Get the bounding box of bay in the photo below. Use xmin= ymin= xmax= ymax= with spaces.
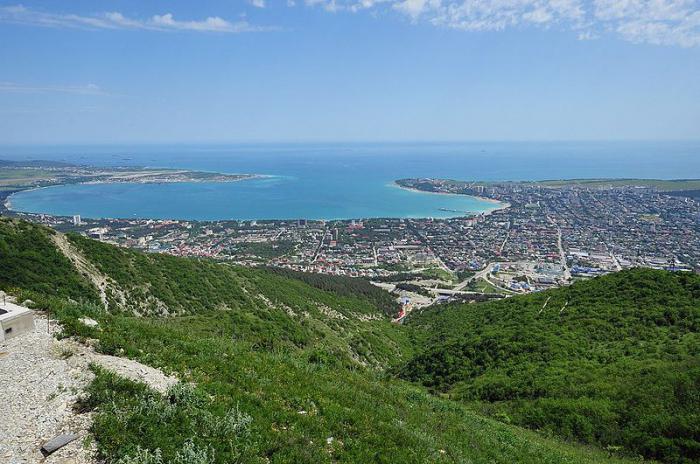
xmin=4 ymin=141 xmax=699 ymax=221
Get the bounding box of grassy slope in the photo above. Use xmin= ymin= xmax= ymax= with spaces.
xmin=66 ymin=312 xmax=638 ymax=464
xmin=67 ymin=232 xmax=411 ymax=369
xmin=0 ymin=218 xmax=99 ymax=302
xmin=0 ymin=217 xmax=646 ymax=463
xmin=400 ymin=269 xmax=700 ymax=463
xmin=264 ymin=266 xmax=400 ymax=317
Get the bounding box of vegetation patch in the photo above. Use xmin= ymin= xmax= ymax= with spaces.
xmin=0 ymin=218 xmax=99 ymax=302
xmin=68 ymin=310 xmax=641 ymax=464
xmin=400 ymin=269 xmax=700 ymax=463
xmin=266 ymin=267 xmax=400 ymax=317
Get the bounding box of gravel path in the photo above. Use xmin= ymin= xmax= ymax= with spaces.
xmin=0 ymin=314 xmax=178 ymax=463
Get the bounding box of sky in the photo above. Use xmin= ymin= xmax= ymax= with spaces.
xmin=0 ymin=0 xmax=699 ymax=144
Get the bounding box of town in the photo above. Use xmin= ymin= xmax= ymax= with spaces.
xmin=8 ymin=177 xmax=700 ymax=312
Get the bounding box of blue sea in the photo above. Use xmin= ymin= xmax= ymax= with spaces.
xmin=3 ymin=141 xmax=699 ymax=221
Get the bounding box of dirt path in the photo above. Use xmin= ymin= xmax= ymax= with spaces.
xmin=0 ymin=313 xmax=178 ymax=463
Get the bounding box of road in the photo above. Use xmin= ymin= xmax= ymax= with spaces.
xmin=311 ymin=228 xmax=326 ymax=263
xmin=499 ymin=230 xmax=510 ymax=254
xmin=555 ymin=226 xmax=571 ymax=280
xmin=454 ymin=262 xmax=496 ymax=291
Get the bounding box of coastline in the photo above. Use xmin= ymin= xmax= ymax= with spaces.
xmin=5 ymin=171 xmax=508 ymax=222
xmin=392 ymin=181 xmax=510 ymax=215
xmin=3 ymin=172 xmax=268 ymax=217
xmin=80 ymin=172 xmax=268 ymax=185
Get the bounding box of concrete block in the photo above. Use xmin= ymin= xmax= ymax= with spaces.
xmin=41 ymin=434 xmax=79 ymax=456
xmin=0 ymin=302 xmax=35 ymax=342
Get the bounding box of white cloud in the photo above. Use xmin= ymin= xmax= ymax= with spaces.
xmin=305 ymin=0 xmax=343 ymax=12
xmin=300 ymin=0 xmax=699 ymax=46
xmin=1 ymin=2 xmax=698 ymax=46
xmin=424 ymin=0 xmax=586 ymax=31
xmin=149 ymin=13 xmax=250 ymax=32
xmin=523 ymin=7 xmax=554 ymax=23
xmin=0 ymin=5 xmax=271 ymax=33
xmin=593 ymin=0 xmax=700 ymax=46
xmin=393 ymin=0 xmax=432 ymax=19
xmin=0 ymin=82 xmax=110 ymax=96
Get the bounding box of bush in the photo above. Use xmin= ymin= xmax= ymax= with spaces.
xmin=400 ymin=269 xmax=700 ymax=462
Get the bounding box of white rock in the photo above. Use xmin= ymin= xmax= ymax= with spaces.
xmin=78 ymin=317 xmax=99 ymax=328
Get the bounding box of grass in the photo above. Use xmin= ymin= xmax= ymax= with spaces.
xmin=0 ymin=218 xmax=100 ymax=302
xmin=66 ymin=307 xmax=645 ymax=464
xmin=420 ymin=267 xmax=456 ymax=283
xmin=0 ymin=167 xmax=57 ymax=186
xmin=466 ymin=277 xmax=509 ymax=295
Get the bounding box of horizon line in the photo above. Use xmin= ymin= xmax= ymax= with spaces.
xmin=1 ymin=138 xmax=700 ymax=147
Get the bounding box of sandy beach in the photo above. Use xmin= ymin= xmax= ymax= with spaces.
xmin=392 ymin=181 xmax=510 ymax=215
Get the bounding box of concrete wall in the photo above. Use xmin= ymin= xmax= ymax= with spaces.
xmin=0 ymin=308 xmax=35 ymax=342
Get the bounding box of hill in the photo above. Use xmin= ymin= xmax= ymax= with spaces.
xmin=0 ymin=217 xmax=649 ymax=464
xmin=399 ymin=269 xmax=700 ymax=463
xmin=0 ymin=218 xmax=100 ymax=301
xmin=1 ymin=218 xmax=410 ymax=369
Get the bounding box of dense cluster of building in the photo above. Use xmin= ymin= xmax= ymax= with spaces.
xmin=410 ymin=179 xmax=699 ymax=272
xmin=13 ymin=179 xmax=700 ymax=300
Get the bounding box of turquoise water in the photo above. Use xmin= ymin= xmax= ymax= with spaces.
xmin=4 ymin=141 xmax=700 ymax=220
xmin=9 ymin=179 xmax=499 ymax=220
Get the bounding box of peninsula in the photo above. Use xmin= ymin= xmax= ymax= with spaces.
xmin=0 ymin=159 xmax=260 ymax=213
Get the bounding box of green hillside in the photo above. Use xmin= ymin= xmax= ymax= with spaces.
xmin=68 ymin=307 xmax=640 ymax=464
xmin=0 ymin=218 xmax=100 ymax=302
xmin=0 ymin=217 xmax=655 ymax=463
xmin=16 ymin=222 xmax=413 ymax=370
xmin=400 ymin=269 xmax=700 ymax=463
